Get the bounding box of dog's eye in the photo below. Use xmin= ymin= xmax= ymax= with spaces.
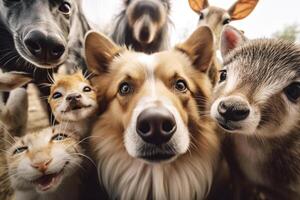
xmin=52 ymin=92 xmax=62 ymax=99
xmin=119 ymin=82 xmax=133 ymax=96
xmin=175 ymin=79 xmax=188 ymax=92
xmin=199 ymin=12 xmax=204 ymax=20
xmin=284 ymin=82 xmax=300 ymax=103
xmin=59 ymin=1 xmax=71 ymax=14
xmin=223 ymin=18 xmax=231 ymax=25
xmin=13 ymin=146 xmax=28 ymax=155
xmin=52 ymin=133 xmax=68 ymax=141
xmin=83 ymin=86 xmax=92 ymax=92
xmin=219 ymin=70 xmax=227 ymax=82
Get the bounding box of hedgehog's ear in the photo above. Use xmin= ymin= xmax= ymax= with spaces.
xmin=85 ymin=31 xmax=121 ymax=75
xmin=220 ymin=25 xmax=248 ymax=58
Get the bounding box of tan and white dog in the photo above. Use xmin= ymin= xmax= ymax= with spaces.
xmin=85 ymin=26 xmax=220 ymax=200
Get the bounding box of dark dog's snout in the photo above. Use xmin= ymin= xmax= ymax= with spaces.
xmin=139 ymin=26 xmax=150 ymax=43
xmin=218 ymin=100 xmax=250 ymax=121
xmin=24 ymin=30 xmax=65 ymax=63
xmin=136 ymin=107 xmax=177 ymax=145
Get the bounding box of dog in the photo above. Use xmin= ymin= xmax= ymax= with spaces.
xmin=0 ymin=0 xmax=91 ymax=96
xmin=111 ymin=0 xmax=171 ymax=54
xmin=85 ymin=25 xmax=220 ymax=200
xmin=210 ymin=25 xmax=300 ymax=200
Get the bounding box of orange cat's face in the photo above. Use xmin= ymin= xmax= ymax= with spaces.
xmin=48 ymin=71 xmax=98 ymax=122
xmin=6 ymin=126 xmax=82 ymax=193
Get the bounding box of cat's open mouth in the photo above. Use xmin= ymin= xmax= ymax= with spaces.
xmin=33 ymin=162 xmax=68 ymax=191
xmin=33 ymin=172 xmax=63 ymax=191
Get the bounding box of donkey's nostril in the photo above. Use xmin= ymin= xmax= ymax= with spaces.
xmin=51 ymin=44 xmax=65 ymax=58
xmin=25 ymin=40 xmax=42 ymax=55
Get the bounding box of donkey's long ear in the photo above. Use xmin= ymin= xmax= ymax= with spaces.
xmin=85 ymin=31 xmax=120 ymax=75
xmin=188 ymin=0 xmax=209 ymax=14
xmin=220 ymin=25 xmax=248 ymax=58
xmin=176 ymin=26 xmax=214 ymax=73
xmin=228 ymin=0 xmax=259 ymax=20
xmin=0 ymin=72 xmax=31 ymax=91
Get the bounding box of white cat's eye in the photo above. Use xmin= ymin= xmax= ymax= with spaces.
xmin=52 ymin=133 xmax=68 ymax=141
xmin=13 ymin=146 xmax=28 ymax=155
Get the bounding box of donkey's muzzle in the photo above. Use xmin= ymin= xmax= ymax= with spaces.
xmin=24 ymin=30 xmax=65 ymax=64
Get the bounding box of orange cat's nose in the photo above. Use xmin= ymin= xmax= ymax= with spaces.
xmin=31 ymin=159 xmax=53 ymax=173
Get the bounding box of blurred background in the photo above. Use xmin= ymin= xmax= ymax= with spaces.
xmin=82 ymin=0 xmax=300 ymax=44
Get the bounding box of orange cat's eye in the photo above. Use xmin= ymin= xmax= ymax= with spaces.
xmin=52 ymin=133 xmax=68 ymax=141
xmin=13 ymin=146 xmax=28 ymax=155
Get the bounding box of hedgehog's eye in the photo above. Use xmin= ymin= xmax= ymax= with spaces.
xmin=13 ymin=146 xmax=28 ymax=155
xmin=83 ymin=86 xmax=92 ymax=92
xmin=52 ymin=133 xmax=68 ymax=141
xmin=52 ymin=92 xmax=62 ymax=99
xmin=284 ymin=82 xmax=300 ymax=103
xmin=219 ymin=70 xmax=227 ymax=82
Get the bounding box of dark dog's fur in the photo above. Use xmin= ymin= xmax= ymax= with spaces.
xmin=0 ymin=0 xmax=90 ymax=94
xmin=111 ymin=0 xmax=171 ymax=54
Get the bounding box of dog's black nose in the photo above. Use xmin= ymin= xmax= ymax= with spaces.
xmin=218 ymin=101 xmax=250 ymax=121
xmin=136 ymin=107 xmax=176 ymax=145
xmin=139 ymin=26 xmax=150 ymax=43
xmin=24 ymin=30 xmax=65 ymax=63
xmin=66 ymin=93 xmax=82 ymax=102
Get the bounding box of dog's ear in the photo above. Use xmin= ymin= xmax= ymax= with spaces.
xmin=85 ymin=31 xmax=120 ymax=75
xmin=176 ymin=26 xmax=214 ymax=73
xmin=220 ymin=25 xmax=247 ymax=58
xmin=0 ymin=72 xmax=31 ymax=91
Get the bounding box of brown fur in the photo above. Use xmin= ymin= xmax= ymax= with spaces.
xmin=85 ymin=26 xmax=220 ymax=199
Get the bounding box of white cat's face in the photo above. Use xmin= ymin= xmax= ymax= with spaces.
xmin=6 ymin=126 xmax=82 ymax=193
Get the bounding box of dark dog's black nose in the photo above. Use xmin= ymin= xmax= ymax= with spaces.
xmin=218 ymin=101 xmax=250 ymax=121
xmin=139 ymin=26 xmax=150 ymax=43
xmin=24 ymin=30 xmax=65 ymax=63
xmin=136 ymin=107 xmax=176 ymax=145
xmin=66 ymin=93 xmax=82 ymax=102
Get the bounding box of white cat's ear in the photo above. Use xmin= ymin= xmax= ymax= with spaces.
xmin=220 ymin=25 xmax=248 ymax=58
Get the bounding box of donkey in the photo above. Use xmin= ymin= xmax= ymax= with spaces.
xmin=111 ymin=0 xmax=171 ymax=54
xmin=188 ymin=0 xmax=259 ymax=49
xmin=0 ymin=0 xmax=91 ymax=96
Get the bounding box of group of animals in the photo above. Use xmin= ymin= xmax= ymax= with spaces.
xmin=0 ymin=0 xmax=299 ymax=200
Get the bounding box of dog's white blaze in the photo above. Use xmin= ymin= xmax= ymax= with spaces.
xmin=124 ymin=54 xmax=190 ymax=157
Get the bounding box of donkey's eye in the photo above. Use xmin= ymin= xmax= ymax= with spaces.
xmin=219 ymin=70 xmax=227 ymax=82
xmin=175 ymin=79 xmax=188 ymax=92
xmin=199 ymin=12 xmax=204 ymax=20
xmin=59 ymin=1 xmax=71 ymax=14
xmin=119 ymin=82 xmax=133 ymax=96
xmin=52 ymin=133 xmax=68 ymax=141
xmin=52 ymin=92 xmax=62 ymax=99
xmin=284 ymin=82 xmax=300 ymax=103
xmin=223 ymin=18 xmax=231 ymax=25
xmin=13 ymin=146 xmax=28 ymax=155
xmin=83 ymin=86 xmax=92 ymax=92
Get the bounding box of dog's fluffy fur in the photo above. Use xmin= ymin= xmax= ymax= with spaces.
xmin=85 ymin=26 xmax=219 ymax=200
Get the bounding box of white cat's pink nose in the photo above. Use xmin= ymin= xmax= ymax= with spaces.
xmin=31 ymin=159 xmax=53 ymax=173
